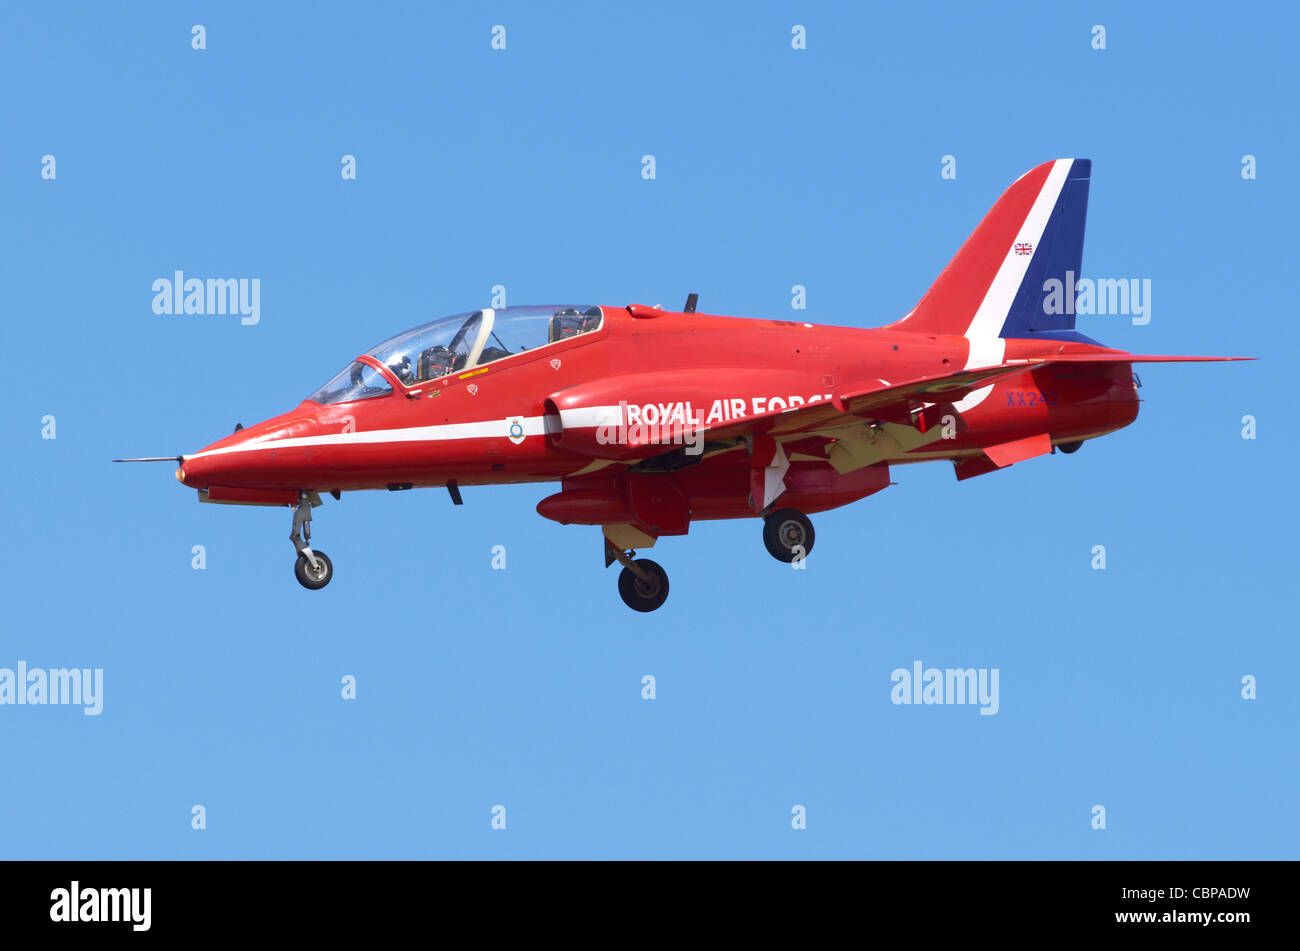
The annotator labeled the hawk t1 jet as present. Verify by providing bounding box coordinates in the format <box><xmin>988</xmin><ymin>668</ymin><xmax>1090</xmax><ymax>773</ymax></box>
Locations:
<box><xmin>118</xmin><ymin>159</ymin><xmax>1246</xmax><ymax>611</ymax></box>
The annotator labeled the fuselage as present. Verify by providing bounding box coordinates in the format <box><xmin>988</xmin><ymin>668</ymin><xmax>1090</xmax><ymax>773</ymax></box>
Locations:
<box><xmin>178</xmin><ymin>304</ymin><xmax>1139</xmax><ymax>520</ymax></box>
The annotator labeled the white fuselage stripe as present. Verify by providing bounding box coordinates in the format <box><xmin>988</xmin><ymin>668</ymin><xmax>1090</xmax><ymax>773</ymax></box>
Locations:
<box><xmin>188</xmin><ymin>406</ymin><xmax>626</xmax><ymax>459</ymax></box>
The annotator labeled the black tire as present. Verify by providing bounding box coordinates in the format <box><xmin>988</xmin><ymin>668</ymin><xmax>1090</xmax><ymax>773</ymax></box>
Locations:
<box><xmin>763</xmin><ymin>508</ymin><xmax>814</xmax><ymax>563</ymax></box>
<box><xmin>294</xmin><ymin>550</ymin><xmax>333</xmax><ymax>590</ymax></box>
<box><xmin>1057</xmin><ymin>441</ymin><xmax>1083</xmax><ymax>454</ymax></box>
<box><xmin>617</xmin><ymin>559</ymin><xmax>669</xmax><ymax>612</ymax></box>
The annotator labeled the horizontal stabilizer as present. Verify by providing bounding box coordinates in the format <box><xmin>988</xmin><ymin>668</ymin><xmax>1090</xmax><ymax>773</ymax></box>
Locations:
<box><xmin>1010</xmin><ymin>353</ymin><xmax>1252</xmax><ymax>365</ymax></box>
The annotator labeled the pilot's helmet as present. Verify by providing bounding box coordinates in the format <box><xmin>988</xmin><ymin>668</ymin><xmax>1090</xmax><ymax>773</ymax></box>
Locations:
<box><xmin>389</xmin><ymin>355</ymin><xmax>415</xmax><ymax>385</ymax></box>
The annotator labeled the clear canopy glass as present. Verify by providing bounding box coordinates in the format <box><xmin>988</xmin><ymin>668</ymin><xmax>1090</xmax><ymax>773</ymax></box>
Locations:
<box><xmin>366</xmin><ymin>309</ymin><xmax>485</xmax><ymax>386</ymax></box>
<box><xmin>308</xmin><ymin>306</ymin><xmax>603</xmax><ymax>402</ymax></box>
<box><xmin>308</xmin><ymin>361</ymin><xmax>394</xmax><ymax>405</ymax></box>
<box><xmin>481</xmin><ymin>306</ymin><xmax>602</xmax><ymax>365</ymax></box>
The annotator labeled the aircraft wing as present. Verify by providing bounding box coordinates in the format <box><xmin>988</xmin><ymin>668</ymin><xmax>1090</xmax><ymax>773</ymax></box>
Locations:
<box><xmin>831</xmin><ymin>364</ymin><xmax>1042</xmax><ymax>414</ymax></box>
<box><xmin>696</xmin><ymin>352</ymin><xmax>1250</xmax><ymax>445</ymax></box>
<box><xmin>699</xmin><ymin>363</ymin><xmax>1039</xmax><ymax>442</ymax></box>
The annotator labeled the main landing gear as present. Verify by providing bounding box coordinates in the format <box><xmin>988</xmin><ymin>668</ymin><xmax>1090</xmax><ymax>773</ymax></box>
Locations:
<box><xmin>290</xmin><ymin>492</ymin><xmax>333</xmax><ymax>590</ymax></box>
<box><xmin>762</xmin><ymin>508</ymin><xmax>815</xmax><ymax>563</ymax></box>
<box><xmin>606</xmin><ymin>542</ymin><xmax>670</xmax><ymax>612</ymax></box>
<box><xmin>603</xmin><ymin>508</ymin><xmax>817</xmax><ymax>612</ymax></box>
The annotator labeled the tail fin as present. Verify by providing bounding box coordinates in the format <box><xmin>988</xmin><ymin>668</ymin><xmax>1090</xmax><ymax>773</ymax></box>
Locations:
<box><xmin>889</xmin><ymin>158</ymin><xmax>1092</xmax><ymax>342</ymax></box>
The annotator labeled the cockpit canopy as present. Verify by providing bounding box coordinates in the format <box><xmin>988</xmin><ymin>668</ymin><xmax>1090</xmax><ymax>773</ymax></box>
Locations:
<box><xmin>309</xmin><ymin>361</ymin><xmax>393</xmax><ymax>406</ymax></box>
<box><xmin>309</xmin><ymin>305</ymin><xmax>602</xmax><ymax>405</ymax></box>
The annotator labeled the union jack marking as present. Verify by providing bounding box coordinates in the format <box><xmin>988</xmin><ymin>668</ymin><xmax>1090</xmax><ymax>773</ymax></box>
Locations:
<box><xmin>1014</xmin><ymin>242</ymin><xmax>1033</xmax><ymax>256</ymax></box>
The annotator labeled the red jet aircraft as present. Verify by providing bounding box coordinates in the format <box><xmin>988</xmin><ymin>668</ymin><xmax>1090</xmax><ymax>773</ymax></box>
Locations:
<box><xmin>119</xmin><ymin>159</ymin><xmax>1245</xmax><ymax>610</ymax></box>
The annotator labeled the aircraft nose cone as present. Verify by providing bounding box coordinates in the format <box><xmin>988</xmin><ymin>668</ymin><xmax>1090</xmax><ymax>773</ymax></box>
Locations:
<box><xmin>180</xmin><ymin>406</ymin><xmax>322</xmax><ymax>491</ymax></box>
<box><xmin>179</xmin><ymin>429</ymin><xmax>260</xmax><ymax>489</ymax></box>
<box><xmin>178</xmin><ymin>449</ymin><xmax>224</xmax><ymax>489</ymax></box>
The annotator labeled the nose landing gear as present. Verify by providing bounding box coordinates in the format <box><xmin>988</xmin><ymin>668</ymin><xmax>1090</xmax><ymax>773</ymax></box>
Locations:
<box><xmin>290</xmin><ymin>492</ymin><xmax>333</xmax><ymax>590</ymax></box>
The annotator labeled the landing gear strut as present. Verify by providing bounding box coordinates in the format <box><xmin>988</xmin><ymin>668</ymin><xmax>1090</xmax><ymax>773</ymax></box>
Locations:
<box><xmin>290</xmin><ymin>492</ymin><xmax>333</xmax><ymax>590</ymax></box>
<box><xmin>763</xmin><ymin>508</ymin><xmax>814</xmax><ymax>563</ymax></box>
<box><xmin>606</xmin><ymin>542</ymin><xmax>670</xmax><ymax>612</ymax></box>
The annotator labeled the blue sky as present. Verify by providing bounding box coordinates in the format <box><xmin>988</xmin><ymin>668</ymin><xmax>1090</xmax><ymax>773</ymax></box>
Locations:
<box><xmin>1</xmin><ymin>1</ymin><xmax>1294</xmax><ymax>858</ymax></box>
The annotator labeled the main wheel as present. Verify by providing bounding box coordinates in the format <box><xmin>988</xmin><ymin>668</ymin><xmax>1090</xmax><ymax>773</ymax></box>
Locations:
<box><xmin>763</xmin><ymin>508</ymin><xmax>814</xmax><ymax>563</ymax></box>
<box><xmin>617</xmin><ymin>559</ymin><xmax>670</xmax><ymax>612</ymax></box>
<box><xmin>1057</xmin><ymin>440</ymin><xmax>1083</xmax><ymax>454</ymax></box>
<box><xmin>294</xmin><ymin>550</ymin><xmax>333</xmax><ymax>590</ymax></box>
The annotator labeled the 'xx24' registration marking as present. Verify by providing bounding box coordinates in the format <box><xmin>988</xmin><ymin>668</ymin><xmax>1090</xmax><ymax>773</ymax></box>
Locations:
<box><xmin>1006</xmin><ymin>390</ymin><xmax>1060</xmax><ymax>407</ymax></box>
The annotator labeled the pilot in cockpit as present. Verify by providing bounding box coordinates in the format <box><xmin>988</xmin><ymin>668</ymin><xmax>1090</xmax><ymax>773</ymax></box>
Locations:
<box><xmin>418</xmin><ymin>345</ymin><xmax>458</xmax><ymax>380</ymax></box>
<box><xmin>549</xmin><ymin>306</ymin><xmax>602</xmax><ymax>342</ymax></box>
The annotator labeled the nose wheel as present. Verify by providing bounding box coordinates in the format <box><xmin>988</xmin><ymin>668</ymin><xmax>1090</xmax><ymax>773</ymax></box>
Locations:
<box><xmin>289</xmin><ymin>492</ymin><xmax>333</xmax><ymax>590</ymax></box>
<box><xmin>294</xmin><ymin>550</ymin><xmax>333</xmax><ymax>589</ymax></box>
<box><xmin>763</xmin><ymin>508</ymin><xmax>814</xmax><ymax>563</ymax></box>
